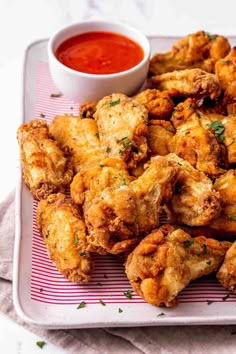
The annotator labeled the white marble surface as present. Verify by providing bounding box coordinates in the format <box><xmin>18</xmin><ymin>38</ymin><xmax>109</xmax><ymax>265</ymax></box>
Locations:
<box><xmin>1</xmin><ymin>0</ymin><xmax>236</xmax><ymax>353</ymax></box>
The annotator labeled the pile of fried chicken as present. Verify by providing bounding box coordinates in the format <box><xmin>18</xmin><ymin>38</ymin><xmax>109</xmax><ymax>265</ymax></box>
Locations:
<box><xmin>17</xmin><ymin>31</ymin><xmax>236</xmax><ymax>308</ymax></box>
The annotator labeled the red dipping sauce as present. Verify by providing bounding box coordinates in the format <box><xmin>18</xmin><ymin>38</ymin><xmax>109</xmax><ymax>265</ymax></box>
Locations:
<box><xmin>55</xmin><ymin>31</ymin><xmax>144</xmax><ymax>75</ymax></box>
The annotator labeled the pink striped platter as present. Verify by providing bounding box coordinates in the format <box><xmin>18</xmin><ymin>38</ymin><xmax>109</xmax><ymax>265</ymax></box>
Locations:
<box><xmin>13</xmin><ymin>37</ymin><xmax>236</xmax><ymax>328</ymax></box>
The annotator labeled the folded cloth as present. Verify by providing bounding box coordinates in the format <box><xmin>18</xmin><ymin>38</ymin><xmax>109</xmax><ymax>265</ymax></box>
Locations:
<box><xmin>0</xmin><ymin>191</ymin><xmax>236</xmax><ymax>354</ymax></box>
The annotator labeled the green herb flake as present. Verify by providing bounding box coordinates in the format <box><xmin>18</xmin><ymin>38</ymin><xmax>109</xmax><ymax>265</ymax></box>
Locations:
<box><xmin>206</xmin><ymin>300</ymin><xmax>214</xmax><ymax>305</ymax></box>
<box><xmin>220</xmin><ymin>58</ymin><xmax>230</xmax><ymax>63</ymax></box>
<box><xmin>95</xmin><ymin>132</ymin><xmax>100</xmax><ymax>138</ymax></box>
<box><xmin>206</xmin><ymin>260</ymin><xmax>211</xmax><ymax>265</ymax></box>
<box><xmin>222</xmin><ymin>294</ymin><xmax>230</xmax><ymax>301</ymax></box>
<box><xmin>203</xmin><ymin>244</ymin><xmax>207</xmax><ymax>255</ymax></box>
<box><xmin>108</xmin><ymin>98</ymin><xmax>120</xmax><ymax>107</ymax></box>
<box><xmin>124</xmin><ymin>290</ymin><xmax>133</xmax><ymax>299</ymax></box>
<box><xmin>166</xmin><ymin>126</ymin><xmax>174</xmax><ymax>132</ymax></box>
<box><xmin>229</xmin><ymin>216</ymin><xmax>236</xmax><ymax>221</ymax></box>
<box><xmin>184</xmin><ymin>239</ymin><xmax>194</xmax><ymax>248</ymax></box>
<box><xmin>206</xmin><ymin>32</ymin><xmax>217</xmax><ymax>41</ymax></box>
<box><xmin>36</xmin><ymin>341</ymin><xmax>46</xmax><ymax>349</ymax></box>
<box><xmin>157</xmin><ymin>312</ymin><xmax>165</xmax><ymax>317</ymax></box>
<box><xmin>118</xmin><ymin>308</ymin><xmax>123</xmax><ymax>313</ymax></box>
<box><xmin>40</xmin><ymin>113</ymin><xmax>45</xmax><ymax>117</ymax></box>
<box><xmin>99</xmin><ymin>163</ymin><xmax>105</xmax><ymax>168</ymax></box>
<box><xmin>120</xmin><ymin>135</ymin><xmax>129</xmax><ymax>141</ymax></box>
<box><xmin>106</xmin><ymin>146</ymin><xmax>111</xmax><ymax>153</ymax></box>
<box><xmin>77</xmin><ymin>301</ymin><xmax>86</xmax><ymax>309</ymax></box>
<box><xmin>99</xmin><ymin>299</ymin><xmax>106</xmax><ymax>306</ymax></box>
<box><xmin>119</xmin><ymin>179</ymin><xmax>126</xmax><ymax>187</ymax></box>
<box><xmin>177</xmin><ymin>162</ymin><xmax>182</xmax><ymax>166</ymax></box>
<box><xmin>74</xmin><ymin>236</ymin><xmax>79</xmax><ymax>245</ymax></box>
<box><xmin>80</xmin><ymin>252</ymin><xmax>86</xmax><ymax>257</ymax></box>
<box><xmin>207</xmin><ymin>121</ymin><xmax>225</xmax><ymax>141</ymax></box>
<box><xmin>186</xmin><ymin>104</ymin><xmax>193</xmax><ymax>110</ymax></box>
<box><xmin>50</xmin><ymin>92</ymin><xmax>62</xmax><ymax>98</ymax></box>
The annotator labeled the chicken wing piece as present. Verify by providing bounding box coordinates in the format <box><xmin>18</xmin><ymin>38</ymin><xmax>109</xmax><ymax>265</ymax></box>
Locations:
<box><xmin>135</xmin><ymin>89</ymin><xmax>174</xmax><ymax>120</ymax></box>
<box><xmin>49</xmin><ymin>114</ymin><xmax>105</xmax><ymax>173</ymax></box>
<box><xmin>79</xmin><ymin>100</ymin><xmax>97</xmax><ymax>118</ymax></box>
<box><xmin>37</xmin><ymin>193</ymin><xmax>93</xmax><ymax>283</ymax></box>
<box><xmin>152</xmin><ymin>69</ymin><xmax>221</xmax><ymax>100</ymax></box>
<box><xmin>147</xmin><ymin>120</ymin><xmax>175</xmax><ymax>156</ymax></box>
<box><xmin>169</xmin><ymin>98</ymin><xmax>226</xmax><ymax>176</ymax></box>
<box><xmin>209</xmin><ymin>170</ymin><xmax>236</xmax><ymax>235</ymax></box>
<box><xmin>130</xmin><ymin>155</ymin><xmax>177</xmax><ymax>234</ymax></box>
<box><xmin>149</xmin><ymin>31</ymin><xmax>230</xmax><ymax>76</ymax></box>
<box><xmin>17</xmin><ymin>119</ymin><xmax>73</xmax><ymax>200</ymax></box>
<box><xmin>215</xmin><ymin>47</ymin><xmax>236</xmax><ymax>90</ymax></box>
<box><xmin>222</xmin><ymin>115</ymin><xmax>236</xmax><ymax>164</ymax></box>
<box><xmin>217</xmin><ymin>241</ymin><xmax>236</xmax><ymax>293</ymax></box>
<box><xmin>84</xmin><ymin>155</ymin><xmax>177</xmax><ymax>255</ymax></box>
<box><xmin>164</xmin><ymin>154</ymin><xmax>221</xmax><ymax>226</ymax></box>
<box><xmin>94</xmin><ymin>93</ymin><xmax>148</xmax><ymax>168</ymax></box>
<box><xmin>125</xmin><ymin>224</ymin><xmax>231</xmax><ymax>307</ymax></box>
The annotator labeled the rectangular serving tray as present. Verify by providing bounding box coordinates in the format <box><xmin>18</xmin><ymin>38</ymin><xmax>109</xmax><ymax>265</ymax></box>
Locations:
<box><xmin>13</xmin><ymin>36</ymin><xmax>236</xmax><ymax>328</ymax></box>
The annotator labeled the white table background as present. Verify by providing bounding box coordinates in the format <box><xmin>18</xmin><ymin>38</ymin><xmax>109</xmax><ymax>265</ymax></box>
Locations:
<box><xmin>1</xmin><ymin>0</ymin><xmax>236</xmax><ymax>353</ymax></box>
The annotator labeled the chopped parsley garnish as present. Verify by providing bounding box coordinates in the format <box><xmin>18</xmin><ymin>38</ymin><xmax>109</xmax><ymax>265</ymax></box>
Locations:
<box><xmin>80</xmin><ymin>252</ymin><xmax>86</xmax><ymax>257</ymax></box>
<box><xmin>77</xmin><ymin>301</ymin><xmax>86</xmax><ymax>309</ymax></box>
<box><xmin>207</xmin><ymin>121</ymin><xmax>225</xmax><ymax>142</ymax></box>
<box><xmin>203</xmin><ymin>244</ymin><xmax>207</xmax><ymax>255</ymax></box>
<box><xmin>95</xmin><ymin>132</ymin><xmax>100</xmax><ymax>138</ymax></box>
<box><xmin>119</xmin><ymin>137</ymin><xmax>134</xmax><ymax>154</ymax></box>
<box><xmin>220</xmin><ymin>58</ymin><xmax>230</xmax><ymax>63</ymax></box>
<box><xmin>108</xmin><ymin>98</ymin><xmax>120</xmax><ymax>107</ymax></box>
<box><xmin>222</xmin><ymin>294</ymin><xmax>230</xmax><ymax>301</ymax></box>
<box><xmin>99</xmin><ymin>299</ymin><xmax>106</xmax><ymax>306</ymax></box>
<box><xmin>157</xmin><ymin>312</ymin><xmax>165</xmax><ymax>317</ymax></box>
<box><xmin>118</xmin><ymin>308</ymin><xmax>123</xmax><ymax>313</ymax></box>
<box><xmin>206</xmin><ymin>260</ymin><xmax>211</xmax><ymax>265</ymax></box>
<box><xmin>186</xmin><ymin>104</ymin><xmax>193</xmax><ymax>110</ymax></box>
<box><xmin>177</xmin><ymin>162</ymin><xmax>183</xmax><ymax>166</ymax></box>
<box><xmin>36</xmin><ymin>341</ymin><xmax>46</xmax><ymax>349</ymax></box>
<box><xmin>124</xmin><ymin>290</ymin><xmax>133</xmax><ymax>299</ymax></box>
<box><xmin>206</xmin><ymin>32</ymin><xmax>217</xmax><ymax>41</ymax></box>
<box><xmin>184</xmin><ymin>239</ymin><xmax>194</xmax><ymax>248</ymax></box>
<box><xmin>50</xmin><ymin>92</ymin><xmax>62</xmax><ymax>97</ymax></box>
<box><xmin>229</xmin><ymin>216</ymin><xmax>236</xmax><ymax>221</ymax></box>
<box><xmin>166</xmin><ymin>126</ymin><xmax>174</xmax><ymax>132</ymax></box>
<box><xmin>74</xmin><ymin>236</ymin><xmax>79</xmax><ymax>245</ymax></box>
<box><xmin>99</xmin><ymin>163</ymin><xmax>105</xmax><ymax>168</ymax></box>
<box><xmin>106</xmin><ymin>146</ymin><xmax>111</xmax><ymax>153</ymax></box>
<box><xmin>119</xmin><ymin>179</ymin><xmax>126</xmax><ymax>187</ymax></box>
<box><xmin>206</xmin><ymin>300</ymin><xmax>214</xmax><ymax>305</ymax></box>
<box><xmin>40</xmin><ymin>113</ymin><xmax>45</xmax><ymax>117</ymax></box>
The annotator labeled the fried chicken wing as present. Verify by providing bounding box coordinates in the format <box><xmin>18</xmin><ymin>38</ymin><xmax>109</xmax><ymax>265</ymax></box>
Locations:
<box><xmin>215</xmin><ymin>48</ymin><xmax>236</xmax><ymax>90</ymax></box>
<box><xmin>49</xmin><ymin>114</ymin><xmax>105</xmax><ymax>173</ymax></box>
<box><xmin>149</xmin><ymin>31</ymin><xmax>230</xmax><ymax>76</ymax></box>
<box><xmin>37</xmin><ymin>193</ymin><xmax>93</xmax><ymax>283</ymax></box>
<box><xmin>217</xmin><ymin>241</ymin><xmax>236</xmax><ymax>293</ymax></box>
<box><xmin>17</xmin><ymin>119</ymin><xmax>73</xmax><ymax>200</ymax></box>
<box><xmin>169</xmin><ymin>99</ymin><xmax>226</xmax><ymax>176</ymax></box>
<box><xmin>94</xmin><ymin>93</ymin><xmax>148</xmax><ymax>168</ymax></box>
<box><xmin>125</xmin><ymin>225</ymin><xmax>231</xmax><ymax>307</ymax></box>
<box><xmin>152</xmin><ymin>69</ymin><xmax>221</xmax><ymax>100</ymax></box>
<box><xmin>164</xmin><ymin>154</ymin><xmax>221</xmax><ymax>226</ymax></box>
<box><xmin>84</xmin><ymin>155</ymin><xmax>177</xmax><ymax>255</ymax></box>
<box><xmin>209</xmin><ymin>170</ymin><xmax>236</xmax><ymax>235</ymax></box>
<box><xmin>147</xmin><ymin>120</ymin><xmax>175</xmax><ymax>156</ymax></box>
<box><xmin>135</xmin><ymin>89</ymin><xmax>174</xmax><ymax>120</ymax></box>
<box><xmin>222</xmin><ymin>115</ymin><xmax>236</xmax><ymax>164</ymax></box>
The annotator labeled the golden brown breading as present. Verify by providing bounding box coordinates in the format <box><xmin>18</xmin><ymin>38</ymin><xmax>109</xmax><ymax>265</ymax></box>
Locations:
<box><xmin>217</xmin><ymin>241</ymin><xmax>236</xmax><ymax>293</ymax></box>
<box><xmin>149</xmin><ymin>31</ymin><xmax>230</xmax><ymax>76</ymax></box>
<box><xmin>152</xmin><ymin>68</ymin><xmax>221</xmax><ymax>100</ymax></box>
<box><xmin>125</xmin><ymin>225</ymin><xmax>231</xmax><ymax>308</ymax></box>
<box><xmin>94</xmin><ymin>93</ymin><xmax>148</xmax><ymax>168</ymax></box>
<box><xmin>17</xmin><ymin>119</ymin><xmax>73</xmax><ymax>200</ymax></box>
<box><xmin>135</xmin><ymin>89</ymin><xmax>174</xmax><ymax>120</ymax></box>
<box><xmin>169</xmin><ymin>98</ymin><xmax>226</xmax><ymax>176</ymax></box>
<box><xmin>49</xmin><ymin>114</ymin><xmax>105</xmax><ymax>173</ymax></box>
<box><xmin>164</xmin><ymin>154</ymin><xmax>221</xmax><ymax>226</ymax></box>
<box><xmin>130</xmin><ymin>155</ymin><xmax>177</xmax><ymax>234</ymax></box>
<box><xmin>222</xmin><ymin>115</ymin><xmax>236</xmax><ymax>164</ymax></box>
<box><xmin>79</xmin><ymin>100</ymin><xmax>97</xmax><ymax>118</ymax></box>
<box><xmin>147</xmin><ymin>120</ymin><xmax>175</xmax><ymax>156</ymax></box>
<box><xmin>209</xmin><ymin>170</ymin><xmax>236</xmax><ymax>234</ymax></box>
<box><xmin>215</xmin><ymin>47</ymin><xmax>236</xmax><ymax>90</ymax></box>
<box><xmin>36</xmin><ymin>193</ymin><xmax>93</xmax><ymax>283</ymax></box>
